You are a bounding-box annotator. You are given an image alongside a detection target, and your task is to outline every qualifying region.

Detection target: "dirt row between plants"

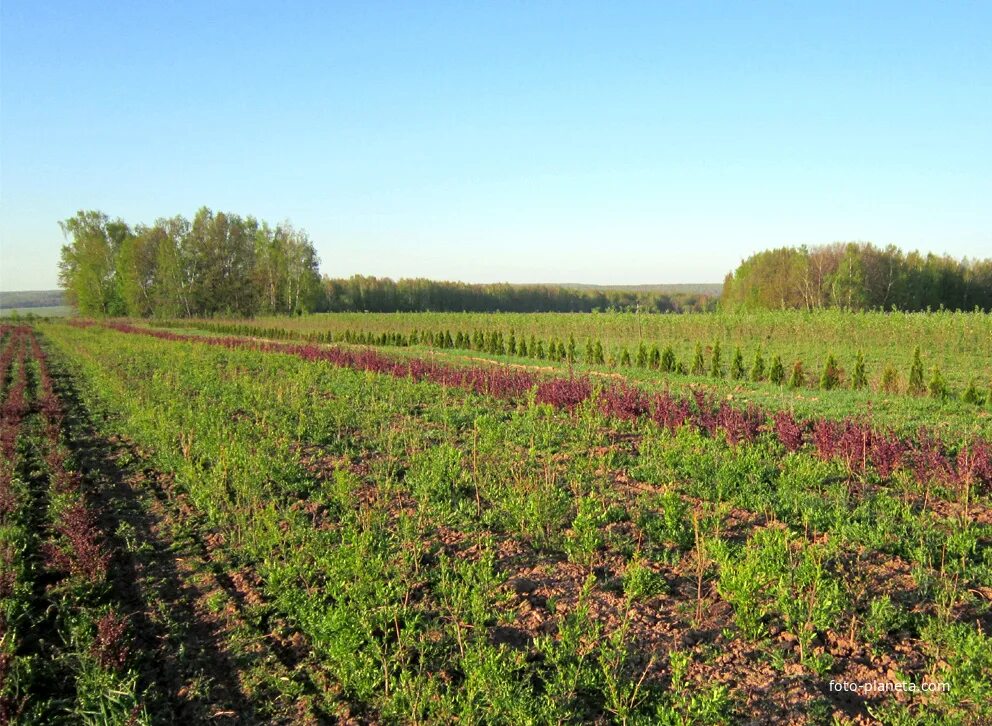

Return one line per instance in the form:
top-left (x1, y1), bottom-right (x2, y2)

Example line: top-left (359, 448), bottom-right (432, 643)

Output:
top-left (44, 341), bottom-right (337, 724)
top-left (291, 424), bottom-right (973, 725)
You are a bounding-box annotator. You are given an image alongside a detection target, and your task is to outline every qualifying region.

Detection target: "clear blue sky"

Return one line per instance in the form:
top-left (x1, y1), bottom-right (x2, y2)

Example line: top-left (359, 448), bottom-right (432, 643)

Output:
top-left (1, 1), bottom-right (990, 291)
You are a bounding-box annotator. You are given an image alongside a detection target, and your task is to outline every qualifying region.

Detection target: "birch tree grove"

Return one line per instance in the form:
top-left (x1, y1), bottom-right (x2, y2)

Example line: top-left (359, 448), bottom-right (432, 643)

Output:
top-left (59, 208), bottom-right (322, 318)
top-left (722, 243), bottom-right (992, 312)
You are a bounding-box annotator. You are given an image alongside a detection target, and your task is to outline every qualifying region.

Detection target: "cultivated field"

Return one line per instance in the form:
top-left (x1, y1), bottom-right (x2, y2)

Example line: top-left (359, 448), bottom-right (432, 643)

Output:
top-left (2, 315), bottom-right (991, 724)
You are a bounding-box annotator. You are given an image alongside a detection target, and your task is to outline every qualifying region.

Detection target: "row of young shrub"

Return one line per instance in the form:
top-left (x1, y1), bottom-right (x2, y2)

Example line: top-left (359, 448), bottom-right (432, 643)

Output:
top-left (151, 320), bottom-right (989, 405)
top-left (92, 320), bottom-right (992, 497)
top-left (0, 326), bottom-right (143, 722)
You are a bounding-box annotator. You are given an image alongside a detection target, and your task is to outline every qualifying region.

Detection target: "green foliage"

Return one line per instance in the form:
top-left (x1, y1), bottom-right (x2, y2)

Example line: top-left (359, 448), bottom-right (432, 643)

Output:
top-left (60, 208), bottom-right (321, 318)
top-left (819, 354), bottom-right (841, 390)
top-left (908, 346), bottom-right (925, 394)
top-left (881, 363), bottom-right (900, 393)
top-left (660, 346), bottom-right (676, 373)
top-left (722, 241), bottom-right (992, 312)
top-left (788, 360), bottom-right (805, 389)
top-left (852, 351), bottom-right (868, 389)
top-left (636, 342), bottom-right (648, 368)
top-left (928, 365), bottom-right (948, 400)
top-left (649, 344), bottom-right (661, 369)
top-left (962, 379), bottom-right (982, 405)
top-left (564, 497), bottom-right (606, 566)
top-left (862, 595), bottom-right (906, 645)
top-left (691, 342), bottom-right (705, 375)
top-left (769, 354), bottom-right (785, 385)
top-left (713, 528), bottom-right (847, 662)
top-left (34, 317), bottom-right (992, 724)
top-left (636, 490), bottom-right (692, 552)
top-left (730, 347), bottom-right (746, 380)
top-left (622, 556), bottom-right (668, 600)
top-left (749, 348), bottom-right (765, 382)
top-left (709, 341), bottom-right (722, 378)
top-left (593, 339), bottom-right (605, 365)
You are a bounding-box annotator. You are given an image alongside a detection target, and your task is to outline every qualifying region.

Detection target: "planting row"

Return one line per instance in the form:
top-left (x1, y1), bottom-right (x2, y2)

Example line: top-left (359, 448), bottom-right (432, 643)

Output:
top-left (44, 321), bottom-right (992, 723)
top-left (0, 325), bottom-right (145, 722)
top-left (152, 318), bottom-right (992, 405)
top-left (91, 320), bottom-right (992, 501)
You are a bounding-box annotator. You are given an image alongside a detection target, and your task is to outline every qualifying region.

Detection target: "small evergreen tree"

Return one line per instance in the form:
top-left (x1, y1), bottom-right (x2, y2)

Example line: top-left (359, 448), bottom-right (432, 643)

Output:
top-left (749, 349), bottom-right (765, 382)
top-left (661, 346), bottom-right (676, 373)
top-left (788, 360), bottom-right (805, 388)
top-left (649, 344), bottom-right (661, 369)
top-left (691, 342), bottom-right (705, 375)
top-left (594, 340), bottom-right (605, 365)
top-left (709, 341), bottom-right (723, 378)
top-left (881, 364), bottom-right (899, 393)
top-left (730, 347), bottom-right (745, 380)
top-left (636, 342), bottom-right (648, 368)
top-left (851, 351), bottom-right (868, 390)
top-left (908, 346), bottom-right (925, 394)
top-left (962, 378), bottom-right (981, 405)
top-left (535, 340), bottom-right (545, 359)
top-left (518, 337), bottom-right (528, 357)
top-left (769, 354), bottom-right (785, 385)
top-left (819, 354), bottom-right (841, 390)
top-left (528, 335), bottom-right (538, 357)
top-left (567, 335), bottom-right (577, 363)
top-left (584, 338), bottom-right (595, 364)
top-left (507, 331), bottom-right (516, 355)
top-left (928, 365), bottom-right (947, 400)
top-left (444, 331), bottom-right (454, 349)
top-left (620, 348), bottom-right (632, 366)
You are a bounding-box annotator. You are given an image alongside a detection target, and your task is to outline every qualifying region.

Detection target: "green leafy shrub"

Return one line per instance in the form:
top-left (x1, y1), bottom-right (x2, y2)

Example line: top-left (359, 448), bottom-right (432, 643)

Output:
top-left (564, 497), bottom-right (606, 565)
top-left (622, 556), bottom-right (668, 600)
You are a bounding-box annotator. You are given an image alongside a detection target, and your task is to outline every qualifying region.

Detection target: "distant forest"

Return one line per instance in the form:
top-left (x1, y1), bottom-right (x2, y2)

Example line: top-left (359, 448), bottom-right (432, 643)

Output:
top-left (723, 243), bottom-right (992, 311)
top-left (57, 210), bottom-right (991, 317)
top-left (56, 209), bottom-right (716, 317)
top-left (321, 276), bottom-right (717, 313)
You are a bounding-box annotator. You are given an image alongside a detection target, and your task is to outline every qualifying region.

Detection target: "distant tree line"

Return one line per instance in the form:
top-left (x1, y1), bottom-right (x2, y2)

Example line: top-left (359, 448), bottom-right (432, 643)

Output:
top-left (58, 209), bottom-right (322, 318)
top-left (320, 275), bottom-right (716, 313)
top-left (57, 209), bottom-right (717, 317)
top-left (722, 243), bottom-right (992, 311)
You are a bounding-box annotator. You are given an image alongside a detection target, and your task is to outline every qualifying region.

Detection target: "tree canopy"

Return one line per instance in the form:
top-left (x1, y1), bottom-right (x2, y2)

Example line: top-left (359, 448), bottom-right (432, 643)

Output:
top-left (722, 243), bottom-right (992, 312)
top-left (59, 208), bottom-right (322, 318)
